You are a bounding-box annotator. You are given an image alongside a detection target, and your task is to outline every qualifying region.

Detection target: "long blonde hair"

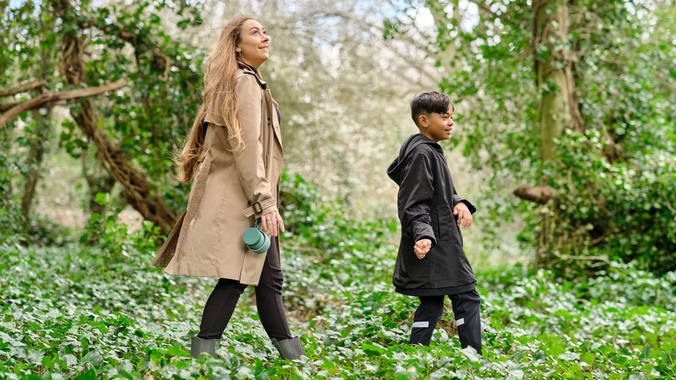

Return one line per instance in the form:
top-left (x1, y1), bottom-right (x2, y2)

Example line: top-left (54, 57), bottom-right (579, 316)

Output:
top-left (177, 16), bottom-right (252, 182)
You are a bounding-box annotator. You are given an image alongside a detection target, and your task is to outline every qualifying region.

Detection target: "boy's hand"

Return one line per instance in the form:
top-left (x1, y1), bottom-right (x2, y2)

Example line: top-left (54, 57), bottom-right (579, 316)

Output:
top-left (414, 239), bottom-right (432, 260)
top-left (453, 202), bottom-right (473, 229)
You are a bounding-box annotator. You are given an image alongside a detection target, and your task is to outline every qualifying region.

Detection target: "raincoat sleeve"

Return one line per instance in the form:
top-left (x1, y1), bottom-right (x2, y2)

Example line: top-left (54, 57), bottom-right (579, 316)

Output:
top-left (452, 187), bottom-right (477, 214)
top-left (399, 151), bottom-right (437, 245)
top-left (231, 75), bottom-right (278, 217)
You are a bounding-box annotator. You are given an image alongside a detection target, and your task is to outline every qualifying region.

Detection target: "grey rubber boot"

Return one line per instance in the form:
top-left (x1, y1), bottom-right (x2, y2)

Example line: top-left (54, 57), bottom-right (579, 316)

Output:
top-left (191, 336), bottom-right (219, 358)
top-left (271, 337), bottom-right (306, 360)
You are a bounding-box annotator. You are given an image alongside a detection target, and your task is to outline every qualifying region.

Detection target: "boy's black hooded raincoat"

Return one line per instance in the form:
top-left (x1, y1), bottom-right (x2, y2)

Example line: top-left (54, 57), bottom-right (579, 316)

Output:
top-left (387, 134), bottom-right (477, 296)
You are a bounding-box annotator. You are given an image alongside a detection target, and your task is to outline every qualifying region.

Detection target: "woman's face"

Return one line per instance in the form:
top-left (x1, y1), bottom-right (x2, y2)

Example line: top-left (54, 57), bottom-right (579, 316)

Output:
top-left (236, 19), bottom-right (270, 69)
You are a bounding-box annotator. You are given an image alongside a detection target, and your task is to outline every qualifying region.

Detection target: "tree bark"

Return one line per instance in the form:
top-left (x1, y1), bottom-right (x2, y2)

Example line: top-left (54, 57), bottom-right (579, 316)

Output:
top-left (21, 109), bottom-right (50, 230)
top-left (533, 0), bottom-right (574, 161)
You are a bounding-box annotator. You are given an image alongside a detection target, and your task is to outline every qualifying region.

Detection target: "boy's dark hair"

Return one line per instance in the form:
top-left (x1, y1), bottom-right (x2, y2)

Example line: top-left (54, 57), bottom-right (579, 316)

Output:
top-left (410, 92), bottom-right (453, 127)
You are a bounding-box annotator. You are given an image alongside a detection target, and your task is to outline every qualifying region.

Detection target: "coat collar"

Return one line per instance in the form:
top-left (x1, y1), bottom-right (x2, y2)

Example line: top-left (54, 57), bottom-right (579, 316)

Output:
top-left (237, 60), bottom-right (267, 89)
top-left (236, 60), bottom-right (281, 149)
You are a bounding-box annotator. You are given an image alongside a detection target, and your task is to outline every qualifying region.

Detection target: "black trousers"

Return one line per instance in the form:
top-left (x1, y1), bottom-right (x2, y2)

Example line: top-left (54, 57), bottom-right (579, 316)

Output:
top-left (197, 238), bottom-right (293, 341)
top-left (409, 289), bottom-right (482, 354)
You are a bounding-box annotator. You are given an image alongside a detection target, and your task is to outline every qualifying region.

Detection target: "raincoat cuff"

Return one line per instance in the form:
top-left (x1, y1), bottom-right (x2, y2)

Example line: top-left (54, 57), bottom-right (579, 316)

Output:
top-left (241, 198), bottom-right (277, 218)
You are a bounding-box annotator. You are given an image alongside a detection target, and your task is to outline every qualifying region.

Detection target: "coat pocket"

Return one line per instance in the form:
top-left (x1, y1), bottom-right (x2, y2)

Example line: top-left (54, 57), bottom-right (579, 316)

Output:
top-left (436, 203), bottom-right (454, 242)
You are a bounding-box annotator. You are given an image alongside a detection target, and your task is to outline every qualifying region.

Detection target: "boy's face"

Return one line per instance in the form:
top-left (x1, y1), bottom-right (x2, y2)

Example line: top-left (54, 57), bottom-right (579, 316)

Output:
top-left (418, 105), bottom-right (454, 142)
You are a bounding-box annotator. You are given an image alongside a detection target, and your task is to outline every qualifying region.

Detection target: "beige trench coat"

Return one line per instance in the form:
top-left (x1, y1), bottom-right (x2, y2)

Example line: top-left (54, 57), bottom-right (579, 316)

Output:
top-left (152, 64), bottom-right (283, 285)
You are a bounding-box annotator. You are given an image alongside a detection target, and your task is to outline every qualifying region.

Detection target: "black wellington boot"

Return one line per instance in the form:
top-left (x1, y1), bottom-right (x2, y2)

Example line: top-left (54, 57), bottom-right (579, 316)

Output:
top-left (191, 336), bottom-right (219, 358)
top-left (271, 336), bottom-right (306, 360)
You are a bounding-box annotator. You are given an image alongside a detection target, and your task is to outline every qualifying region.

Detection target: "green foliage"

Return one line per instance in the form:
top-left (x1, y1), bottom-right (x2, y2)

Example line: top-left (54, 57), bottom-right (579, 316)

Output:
top-left (0, 153), bottom-right (23, 245)
top-left (22, 213), bottom-right (76, 247)
top-left (62, 0), bottom-right (205, 212)
top-left (2, 0), bottom-right (206, 232)
top-left (527, 130), bottom-right (676, 276)
top-left (278, 170), bottom-right (320, 235)
top-left (76, 192), bottom-right (164, 259)
top-left (480, 266), bottom-right (676, 378)
top-left (0, 125), bottom-right (28, 242)
top-left (1, 193), bottom-right (675, 378)
top-left (2, 2), bottom-right (61, 240)
top-left (579, 261), bottom-right (676, 309)
top-left (2, 1), bottom-right (676, 376)
top-left (385, 0), bottom-right (676, 275)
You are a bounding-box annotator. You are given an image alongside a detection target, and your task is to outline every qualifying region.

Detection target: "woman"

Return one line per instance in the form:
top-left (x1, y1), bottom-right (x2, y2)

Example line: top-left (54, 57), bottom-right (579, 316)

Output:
top-left (152, 16), bottom-right (305, 360)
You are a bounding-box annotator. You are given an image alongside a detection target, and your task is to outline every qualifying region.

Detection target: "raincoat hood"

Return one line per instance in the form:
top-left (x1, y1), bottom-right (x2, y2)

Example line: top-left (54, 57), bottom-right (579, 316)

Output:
top-left (386, 133), bottom-right (439, 185)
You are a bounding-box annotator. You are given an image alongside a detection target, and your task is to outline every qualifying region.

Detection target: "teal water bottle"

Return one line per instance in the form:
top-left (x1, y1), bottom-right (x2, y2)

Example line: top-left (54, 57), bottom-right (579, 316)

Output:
top-left (242, 220), bottom-right (270, 254)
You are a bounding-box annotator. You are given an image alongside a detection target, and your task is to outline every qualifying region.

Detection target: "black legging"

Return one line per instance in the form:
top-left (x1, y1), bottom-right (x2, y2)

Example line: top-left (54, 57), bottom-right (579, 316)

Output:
top-left (197, 238), bottom-right (293, 341)
top-left (409, 289), bottom-right (482, 354)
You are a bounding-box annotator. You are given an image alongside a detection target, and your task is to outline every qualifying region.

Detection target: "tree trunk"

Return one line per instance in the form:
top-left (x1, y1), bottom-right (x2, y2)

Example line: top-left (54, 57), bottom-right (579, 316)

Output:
top-left (532, 0), bottom-right (576, 267)
top-left (21, 109), bottom-right (50, 230)
top-left (533, 0), bottom-right (574, 161)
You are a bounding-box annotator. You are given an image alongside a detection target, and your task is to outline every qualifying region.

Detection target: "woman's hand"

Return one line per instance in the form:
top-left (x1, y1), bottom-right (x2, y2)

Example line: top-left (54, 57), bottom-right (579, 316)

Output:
top-left (260, 211), bottom-right (285, 237)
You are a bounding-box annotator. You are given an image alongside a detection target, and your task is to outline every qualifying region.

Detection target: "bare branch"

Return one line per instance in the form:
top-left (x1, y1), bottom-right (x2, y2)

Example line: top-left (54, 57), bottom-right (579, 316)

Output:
top-left (0, 80), bottom-right (47, 97)
top-left (0, 79), bottom-right (127, 129)
top-left (59, 78), bottom-right (127, 100)
top-left (0, 94), bottom-right (51, 128)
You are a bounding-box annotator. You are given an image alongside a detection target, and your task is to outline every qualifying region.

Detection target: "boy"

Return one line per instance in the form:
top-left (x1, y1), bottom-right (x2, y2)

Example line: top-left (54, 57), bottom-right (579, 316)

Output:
top-left (386, 91), bottom-right (482, 354)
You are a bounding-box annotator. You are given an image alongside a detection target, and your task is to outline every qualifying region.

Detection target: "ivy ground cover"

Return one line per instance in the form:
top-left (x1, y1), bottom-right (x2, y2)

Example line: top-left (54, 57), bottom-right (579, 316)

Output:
top-left (1, 220), bottom-right (675, 379)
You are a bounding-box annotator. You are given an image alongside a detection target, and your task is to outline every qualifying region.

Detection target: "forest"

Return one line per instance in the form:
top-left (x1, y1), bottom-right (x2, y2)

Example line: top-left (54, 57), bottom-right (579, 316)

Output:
top-left (1, 0), bottom-right (675, 378)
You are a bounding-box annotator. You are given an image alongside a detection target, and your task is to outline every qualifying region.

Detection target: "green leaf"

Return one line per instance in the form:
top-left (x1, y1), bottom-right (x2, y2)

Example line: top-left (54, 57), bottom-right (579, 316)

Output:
top-left (362, 343), bottom-right (385, 356)
top-left (167, 344), bottom-right (190, 357)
